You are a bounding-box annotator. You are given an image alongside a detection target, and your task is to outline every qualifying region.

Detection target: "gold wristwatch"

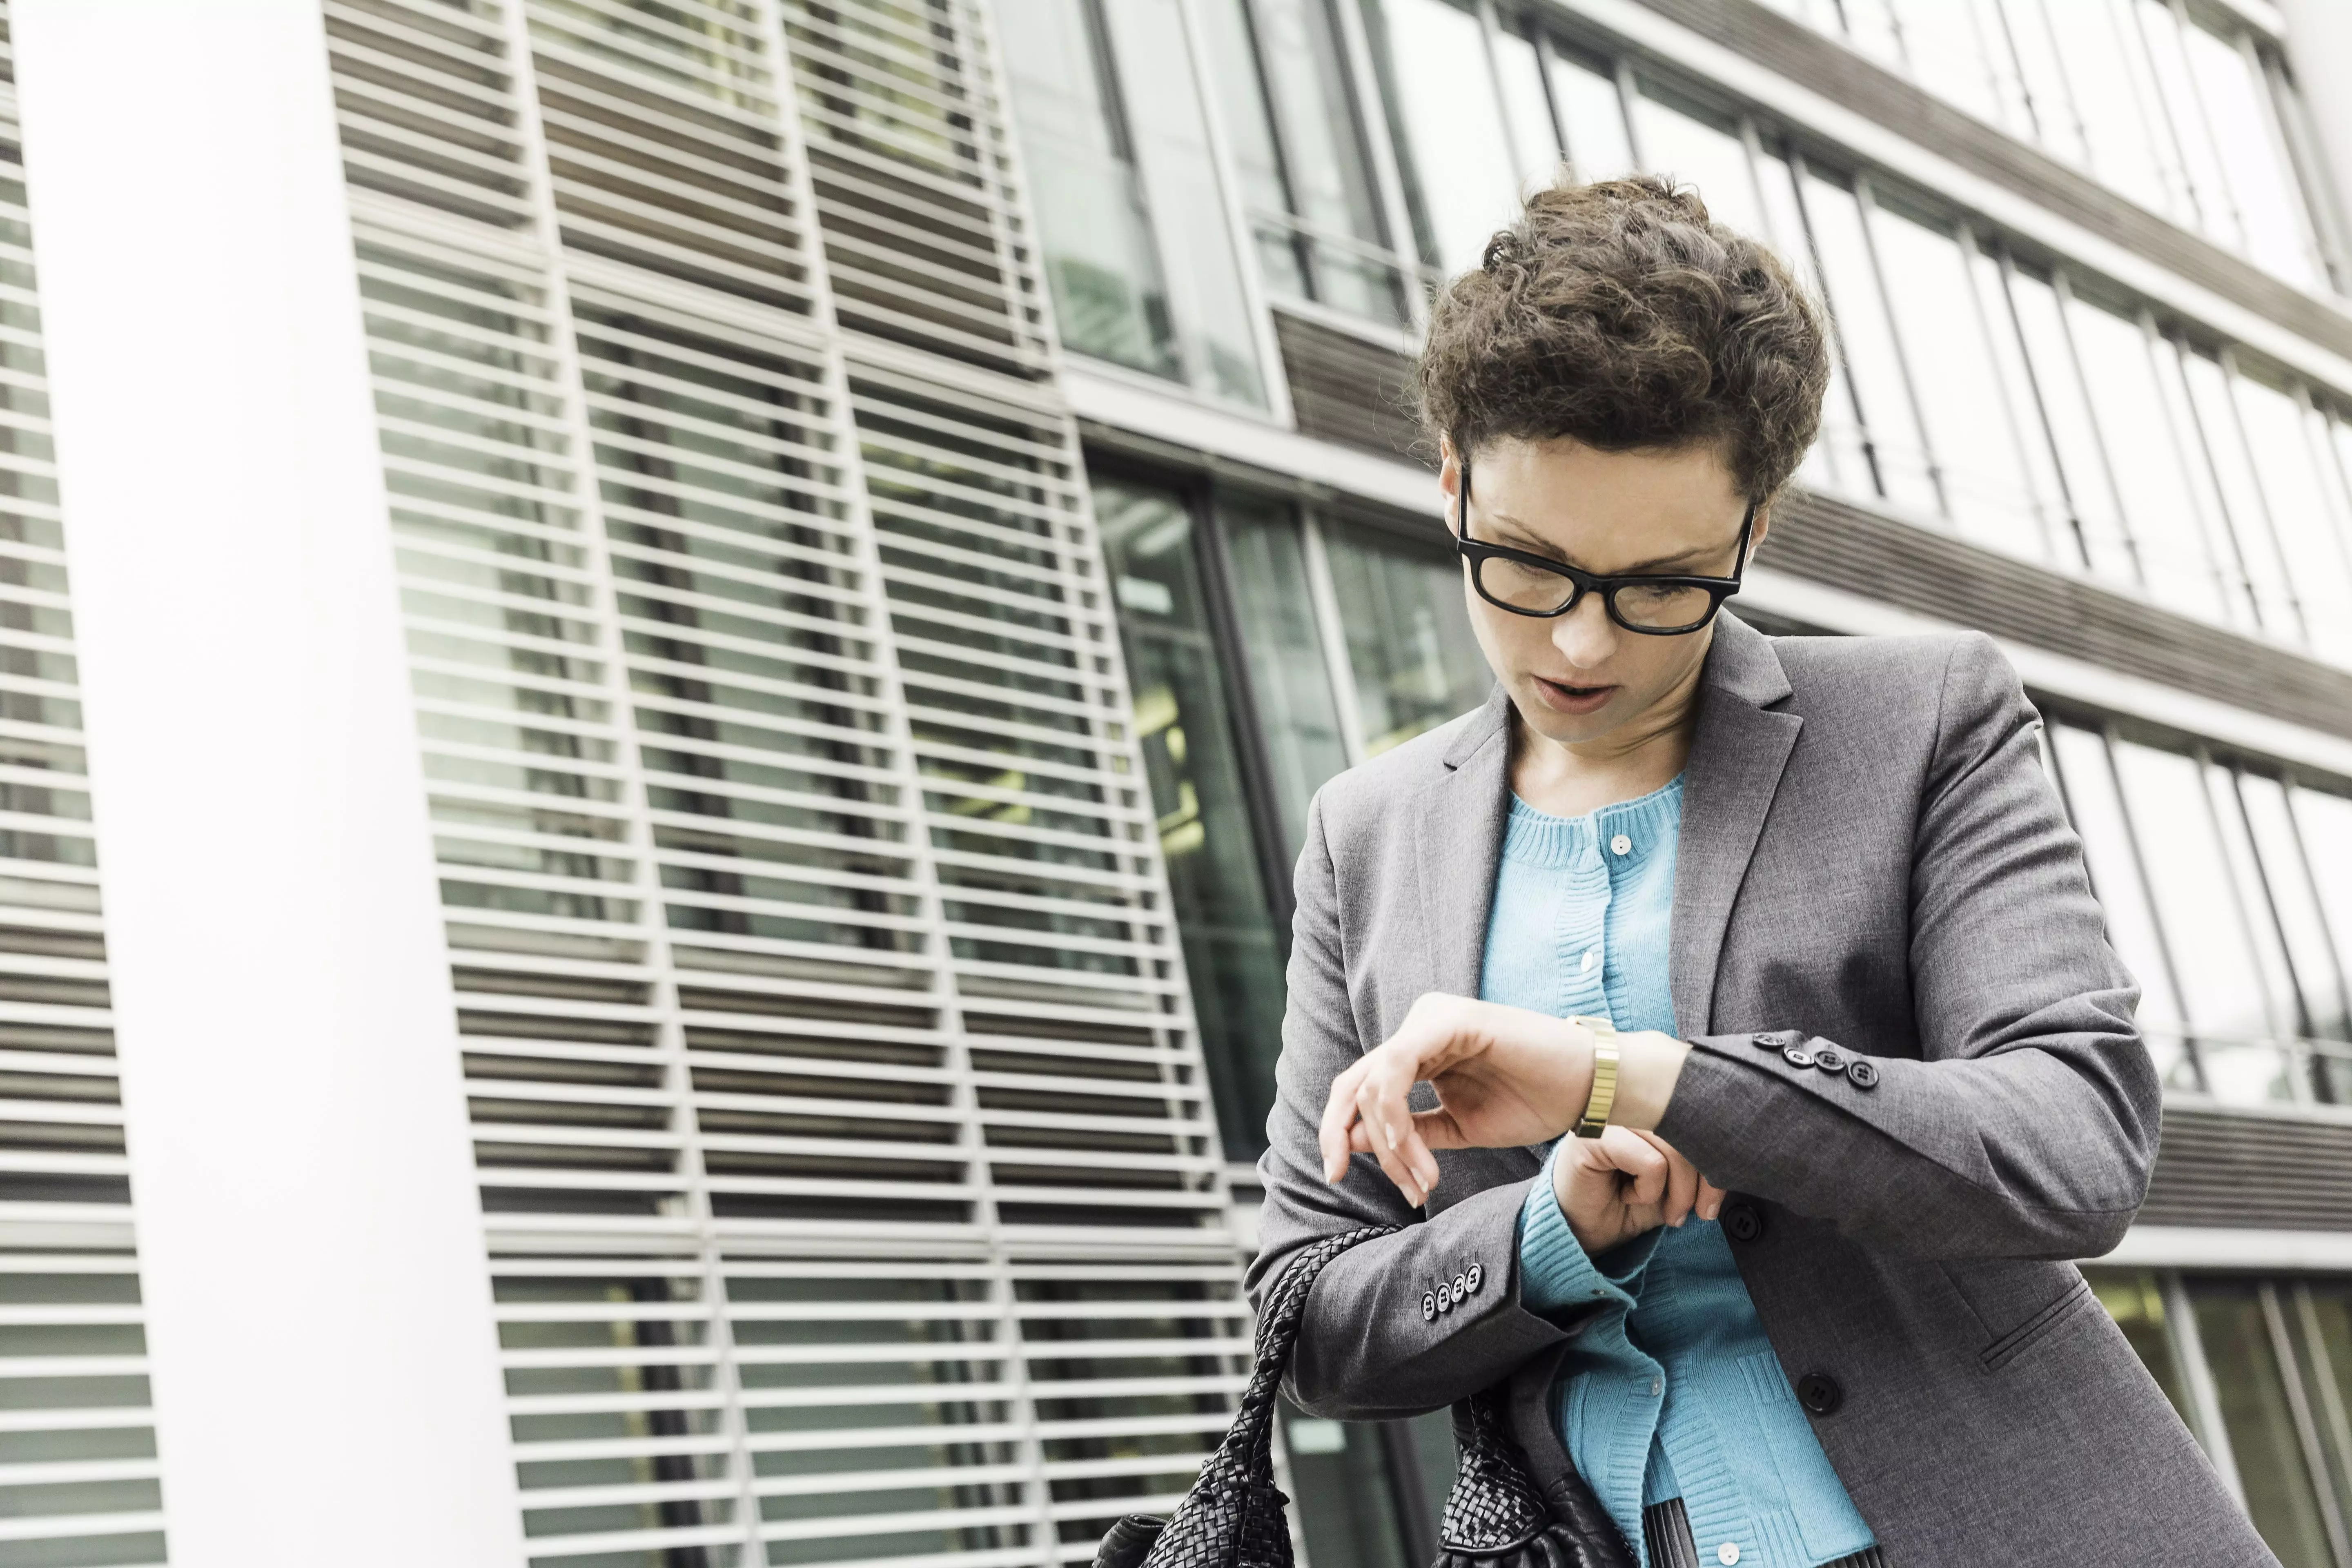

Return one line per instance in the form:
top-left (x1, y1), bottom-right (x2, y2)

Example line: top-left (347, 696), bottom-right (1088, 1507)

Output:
top-left (1570, 1015), bottom-right (1618, 1139)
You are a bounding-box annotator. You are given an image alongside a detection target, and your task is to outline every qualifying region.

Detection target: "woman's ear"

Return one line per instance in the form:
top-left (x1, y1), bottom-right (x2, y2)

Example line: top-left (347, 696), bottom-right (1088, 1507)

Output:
top-left (1749, 499), bottom-right (1772, 557)
top-left (1438, 437), bottom-right (1460, 533)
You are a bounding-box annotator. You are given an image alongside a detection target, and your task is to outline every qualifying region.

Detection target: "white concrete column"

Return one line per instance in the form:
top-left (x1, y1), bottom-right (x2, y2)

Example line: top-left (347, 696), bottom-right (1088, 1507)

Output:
top-left (2276, 0), bottom-right (2352, 251)
top-left (9, 3), bottom-right (523, 1564)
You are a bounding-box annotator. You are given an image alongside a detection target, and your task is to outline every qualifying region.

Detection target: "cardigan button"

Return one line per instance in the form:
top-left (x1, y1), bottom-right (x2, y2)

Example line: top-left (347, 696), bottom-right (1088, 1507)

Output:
top-left (1722, 1201), bottom-right (1765, 1244)
top-left (1797, 1373), bottom-right (1844, 1415)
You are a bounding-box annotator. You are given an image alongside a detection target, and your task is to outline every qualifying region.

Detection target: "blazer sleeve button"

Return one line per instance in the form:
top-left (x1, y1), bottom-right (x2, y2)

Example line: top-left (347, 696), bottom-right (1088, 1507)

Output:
top-left (1748, 1031), bottom-right (1783, 1051)
top-left (1810, 1045), bottom-right (1847, 1073)
top-left (1435, 1287), bottom-right (1452, 1316)
top-left (1466, 1263), bottom-right (1483, 1294)
top-left (1846, 1058), bottom-right (1880, 1089)
top-left (1796, 1373), bottom-right (1844, 1414)
top-left (1423, 1292), bottom-right (1437, 1321)
top-left (1782, 1045), bottom-right (1815, 1068)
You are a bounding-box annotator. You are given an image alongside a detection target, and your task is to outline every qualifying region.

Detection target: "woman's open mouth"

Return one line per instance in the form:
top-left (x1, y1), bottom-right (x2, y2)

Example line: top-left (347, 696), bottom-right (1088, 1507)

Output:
top-left (1531, 675), bottom-right (1618, 715)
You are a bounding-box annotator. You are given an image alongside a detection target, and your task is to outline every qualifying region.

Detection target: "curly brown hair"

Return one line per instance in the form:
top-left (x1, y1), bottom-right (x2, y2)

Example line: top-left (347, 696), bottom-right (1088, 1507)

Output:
top-left (1417, 173), bottom-right (1831, 503)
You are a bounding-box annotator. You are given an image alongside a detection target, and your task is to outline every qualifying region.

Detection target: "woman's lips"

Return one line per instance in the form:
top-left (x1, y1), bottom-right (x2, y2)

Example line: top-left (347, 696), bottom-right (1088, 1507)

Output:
top-left (1531, 675), bottom-right (1618, 715)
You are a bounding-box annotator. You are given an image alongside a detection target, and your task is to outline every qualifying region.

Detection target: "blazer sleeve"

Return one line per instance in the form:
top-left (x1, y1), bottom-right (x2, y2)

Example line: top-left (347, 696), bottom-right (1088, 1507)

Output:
top-left (1654, 633), bottom-right (2161, 1261)
top-left (1245, 789), bottom-right (1599, 1422)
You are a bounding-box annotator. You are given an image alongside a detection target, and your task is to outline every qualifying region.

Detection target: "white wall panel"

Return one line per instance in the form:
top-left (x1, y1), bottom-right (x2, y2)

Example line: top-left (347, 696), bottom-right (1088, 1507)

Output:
top-left (11, 2), bottom-right (523, 1563)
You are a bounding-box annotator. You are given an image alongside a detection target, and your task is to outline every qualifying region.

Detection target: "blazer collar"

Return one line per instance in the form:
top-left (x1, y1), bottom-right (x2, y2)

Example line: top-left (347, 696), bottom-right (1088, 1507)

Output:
top-left (1412, 614), bottom-right (1801, 1035)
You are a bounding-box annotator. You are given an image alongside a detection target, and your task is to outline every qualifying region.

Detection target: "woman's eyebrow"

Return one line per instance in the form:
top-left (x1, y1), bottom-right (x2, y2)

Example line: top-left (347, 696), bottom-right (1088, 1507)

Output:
top-left (1484, 510), bottom-right (1717, 574)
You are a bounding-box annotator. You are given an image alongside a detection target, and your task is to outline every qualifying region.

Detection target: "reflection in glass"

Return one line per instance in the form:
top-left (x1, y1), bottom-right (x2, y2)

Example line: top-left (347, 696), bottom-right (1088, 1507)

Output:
top-left (1095, 479), bottom-right (1288, 1159)
top-left (1217, 494), bottom-right (1350, 866)
top-left (2290, 782), bottom-right (2352, 1097)
top-left (2183, 18), bottom-right (2319, 290)
top-left (2303, 1282), bottom-right (2352, 1523)
top-left (1754, 149), bottom-right (1859, 498)
top-left (1096, 0), bottom-right (1268, 408)
top-left (2048, 723), bottom-right (2193, 1089)
top-left (2234, 374), bottom-right (2352, 664)
top-left (1204, 0), bottom-right (1408, 323)
top-left (2037, 0), bottom-right (2167, 216)
top-left (1867, 200), bottom-right (2040, 557)
top-left (2203, 760), bottom-right (2303, 1051)
top-left (1548, 43), bottom-right (1635, 183)
top-left (2188, 1282), bottom-right (2337, 1568)
top-left (1192, 0), bottom-right (1308, 299)
top-left (2150, 337), bottom-right (2260, 630)
top-left (2109, 737), bottom-right (2285, 1101)
top-left (996, 0), bottom-right (1177, 378)
top-left (2002, 0), bottom-right (2092, 166)
top-left (2087, 1268), bottom-right (2193, 1428)
top-left (1321, 520), bottom-right (1492, 756)
top-left (1629, 80), bottom-right (1763, 238)
top-left (1802, 169), bottom-right (1937, 515)
top-left (2067, 294), bottom-right (2224, 619)
top-left (1363, 0), bottom-right (1524, 275)
top-left (1886, 0), bottom-right (2002, 126)
top-left (1283, 1401), bottom-right (1412, 1568)
top-left (2133, 0), bottom-right (2242, 253)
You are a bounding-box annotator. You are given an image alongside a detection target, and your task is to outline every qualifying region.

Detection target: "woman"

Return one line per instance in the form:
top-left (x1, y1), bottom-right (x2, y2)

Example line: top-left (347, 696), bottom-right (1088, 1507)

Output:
top-left (1246, 176), bottom-right (2271, 1568)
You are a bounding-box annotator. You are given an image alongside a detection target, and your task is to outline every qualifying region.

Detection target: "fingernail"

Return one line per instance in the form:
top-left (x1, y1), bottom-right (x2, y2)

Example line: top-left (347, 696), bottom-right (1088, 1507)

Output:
top-left (1702, 1200), bottom-right (1720, 1221)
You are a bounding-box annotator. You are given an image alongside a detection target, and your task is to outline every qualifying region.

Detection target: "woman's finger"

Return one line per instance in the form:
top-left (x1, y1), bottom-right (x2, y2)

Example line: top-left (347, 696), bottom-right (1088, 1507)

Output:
top-left (1319, 1057), bottom-right (1371, 1182)
top-left (1696, 1176), bottom-right (1728, 1223)
top-left (1355, 1067), bottom-right (1425, 1205)
top-left (1637, 1131), bottom-right (1699, 1227)
top-left (1601, 1126), bottom-right (1666, 1206)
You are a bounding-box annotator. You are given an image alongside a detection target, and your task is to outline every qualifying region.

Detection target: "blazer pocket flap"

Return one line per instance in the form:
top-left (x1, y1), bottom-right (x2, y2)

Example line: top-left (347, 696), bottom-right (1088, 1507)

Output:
top-left (1980, 1278), bottom-right (2096, 1372)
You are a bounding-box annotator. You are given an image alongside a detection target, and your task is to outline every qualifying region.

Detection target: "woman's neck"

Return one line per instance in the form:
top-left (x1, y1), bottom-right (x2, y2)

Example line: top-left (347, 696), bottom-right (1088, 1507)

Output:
top-left (1508, 656), bottom-right (1704, 818)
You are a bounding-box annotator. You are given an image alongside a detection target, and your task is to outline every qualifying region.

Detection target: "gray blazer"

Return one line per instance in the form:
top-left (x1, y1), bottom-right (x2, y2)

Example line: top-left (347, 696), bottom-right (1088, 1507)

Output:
top-left (1248, 615), bottom-right (2273, 1568)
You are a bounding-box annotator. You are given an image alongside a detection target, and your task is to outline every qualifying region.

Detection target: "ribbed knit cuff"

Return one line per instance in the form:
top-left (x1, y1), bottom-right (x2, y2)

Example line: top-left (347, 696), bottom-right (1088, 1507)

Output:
top-left (1515, 1145), bottom-right (1659, 1319)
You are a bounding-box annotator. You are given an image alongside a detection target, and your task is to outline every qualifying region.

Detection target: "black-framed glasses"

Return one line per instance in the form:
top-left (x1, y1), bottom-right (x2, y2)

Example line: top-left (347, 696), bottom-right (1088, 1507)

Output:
top-left (1450, 450), bottom-right (1755, 635)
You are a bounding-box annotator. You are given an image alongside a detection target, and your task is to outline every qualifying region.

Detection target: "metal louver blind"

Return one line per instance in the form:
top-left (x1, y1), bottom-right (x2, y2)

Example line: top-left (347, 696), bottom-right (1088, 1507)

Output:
top-left (323, 1), bottom-right (1246, 1563)
top-left (0, 11), bottom-right (170, 1564)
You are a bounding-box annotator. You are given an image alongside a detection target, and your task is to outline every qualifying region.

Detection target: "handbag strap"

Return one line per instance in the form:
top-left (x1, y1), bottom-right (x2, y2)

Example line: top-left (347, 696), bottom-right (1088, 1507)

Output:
top-left (1220, 1225), bottom-right (1398, 1488)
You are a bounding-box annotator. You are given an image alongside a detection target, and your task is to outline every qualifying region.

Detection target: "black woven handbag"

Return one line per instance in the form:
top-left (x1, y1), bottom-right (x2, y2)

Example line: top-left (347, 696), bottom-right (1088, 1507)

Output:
top-left (1090, 1227), bottom-right (1634, 1568)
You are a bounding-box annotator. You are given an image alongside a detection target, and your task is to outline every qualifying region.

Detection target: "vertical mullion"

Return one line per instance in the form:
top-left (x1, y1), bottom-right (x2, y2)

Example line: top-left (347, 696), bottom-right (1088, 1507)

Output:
top-left (2295, 1282), bottom-right (2352, 1532)
top-left (492, 4), bottom-right (761, 1554)
top-left (2163, 1271), bottom-right (2246, 1504)
top-left (1298, 509), bottom-right (1369, 766)
top-left (1332, 0), bottom-right (1431, 332)
top-left (2263, 1280), bottom-right (2352, 1567)
top-left (1853, 173), bottom-right (1950, 524)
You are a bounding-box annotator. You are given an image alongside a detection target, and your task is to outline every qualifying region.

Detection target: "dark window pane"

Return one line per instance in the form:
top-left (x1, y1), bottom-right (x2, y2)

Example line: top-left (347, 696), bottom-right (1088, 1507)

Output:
top-left (2301, 1282), bottom-right (2352, 1527)
top-left (1320, 520), bottom-right (1491, 757)
top-left (1282, 1402), bottom-right (1412, 1568)
top-left (1096, 479), bottom-right (1287, 1159)
top-left (2086, 1267), bottom-right (2192, 1427)
top-left (2188, 1280), bottom-right (2336, 1568)
top-left (1216, 495), bottom-right (1349, 866)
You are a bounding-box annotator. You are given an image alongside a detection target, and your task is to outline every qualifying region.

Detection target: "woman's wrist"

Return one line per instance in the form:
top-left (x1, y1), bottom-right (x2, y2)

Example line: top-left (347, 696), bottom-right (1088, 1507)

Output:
top-left (1606, 1030), bottom-right (1690, 1131)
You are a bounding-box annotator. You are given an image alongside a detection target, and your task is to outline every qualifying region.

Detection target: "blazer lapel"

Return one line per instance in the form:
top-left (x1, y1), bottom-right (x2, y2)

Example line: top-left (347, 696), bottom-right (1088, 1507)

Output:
top-left (1415, 686), bottom-right (1514, 1001)
top-left (1671, 615), bottom-right (1803, 1036)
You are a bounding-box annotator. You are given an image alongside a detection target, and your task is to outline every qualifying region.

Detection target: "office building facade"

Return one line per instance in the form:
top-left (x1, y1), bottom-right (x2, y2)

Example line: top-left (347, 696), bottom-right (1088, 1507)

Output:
top-left (0, 0), bottom-right (2350, 1566)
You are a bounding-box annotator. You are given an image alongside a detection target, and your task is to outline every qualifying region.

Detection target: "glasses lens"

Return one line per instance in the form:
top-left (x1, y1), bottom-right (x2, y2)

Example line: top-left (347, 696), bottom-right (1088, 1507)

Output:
top-left (1474, 556), bottom-right (1577, 613)
top-left (1610, 581), bottom-right (1717, 630)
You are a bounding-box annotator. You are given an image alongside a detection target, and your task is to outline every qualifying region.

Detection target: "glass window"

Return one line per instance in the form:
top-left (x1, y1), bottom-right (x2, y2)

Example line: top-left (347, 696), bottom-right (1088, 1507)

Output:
top-left (2203, 760), bottom-right (2305, 1050)
top-left (1362, 0), bottom-right (1524, 275)
top-left (1547, 42), bottom-right (1635, 183)
top-left (1973, 247), bottom-right (2069, 563)
top-left (2132, 0), bottom-right (2243, 252)
top-left (1216, 494), bottom-right (1350, 865)
top-left (1491, 25), bottom-right (1558, 187)
top-left (2303, 1282), bottom-right (2352, 1512)
top-left (1319, 518), bottom-right (1491, 757)
top-left (2109, 736), bottom-right (2287, 1101)
top-left (2236, 771), bottom-right (2351, 1049)
top-left (1283, 1402), bottom-right (1413, 1568)
top-left (2047, 722), bottom-right (2193, 1089)
top-left (2002, 0), bottom-right (2094, 167)
top-left (2087, 1268), bottom-right (2194, 1428)
top-left (2067, 294), bottom-right (2227, 619)
top-left (1204, 0), bottom-right (1410, 324)
top-left (1096, 0), bottom-right (1269, 408)
top-left (2183, 19), bottom-right (2319, 290)
top-left (1193, 0), bottom-right (1308, 301)
top-left (2007, 266), bottom-right (2132, 577)
top-left (2188, 1282), bottom-right (2338, 1568)
top-left (1886, 0), bottom-right (2003, 125)
top-left (997, 0), bottom-right (1178, 379)
top-left (1095, 478), bottom-right (1287, 1159)
top-left (2181, 350), bottom-right (2302, 641)
top-left (1801, 167), bottom-right (1939, 516)
top-left (2038, 0), bottom-right (2169, 216)
top-left (2290, 782), bottom-right (2352, 1052)
top-left (1629, 81), bottom-right (1764, 238)
top-left (1755, 148), bottom-right (1863, 498)
top-left (2150, 337), bottom-right (2261, 630)
top-left (2235, 372), bottom-right (2352, 664)
top-left (1867, 199), bottom-right (2040, 558)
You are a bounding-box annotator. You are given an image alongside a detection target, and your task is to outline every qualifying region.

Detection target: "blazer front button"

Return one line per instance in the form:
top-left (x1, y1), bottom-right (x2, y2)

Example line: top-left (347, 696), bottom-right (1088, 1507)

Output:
top-left (1846, 1059), bottom-right (1881, 1089)
top-left (1796, 1373), bottom-right (1843, 1415)
top-left (1466, 1263), bottom-right (1483, 1294)
top-left (1422, 1292), bottom-right (1437, 1321)
top-left (1722, 1201), bottom-right (1765, 1244)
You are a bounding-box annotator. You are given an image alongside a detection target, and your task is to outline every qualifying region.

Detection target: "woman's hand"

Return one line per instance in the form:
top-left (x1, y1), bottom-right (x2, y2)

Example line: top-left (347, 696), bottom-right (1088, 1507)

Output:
top-left (1317, 992), bottom-right (1695, 1208)
top-left (1555, 1126), bottom-right (1725, 1254)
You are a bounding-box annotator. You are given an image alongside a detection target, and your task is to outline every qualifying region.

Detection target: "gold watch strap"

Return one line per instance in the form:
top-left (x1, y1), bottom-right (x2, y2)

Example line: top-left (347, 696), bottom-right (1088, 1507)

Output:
top-left (1570, 1016), bottom-right (1618, 1139)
